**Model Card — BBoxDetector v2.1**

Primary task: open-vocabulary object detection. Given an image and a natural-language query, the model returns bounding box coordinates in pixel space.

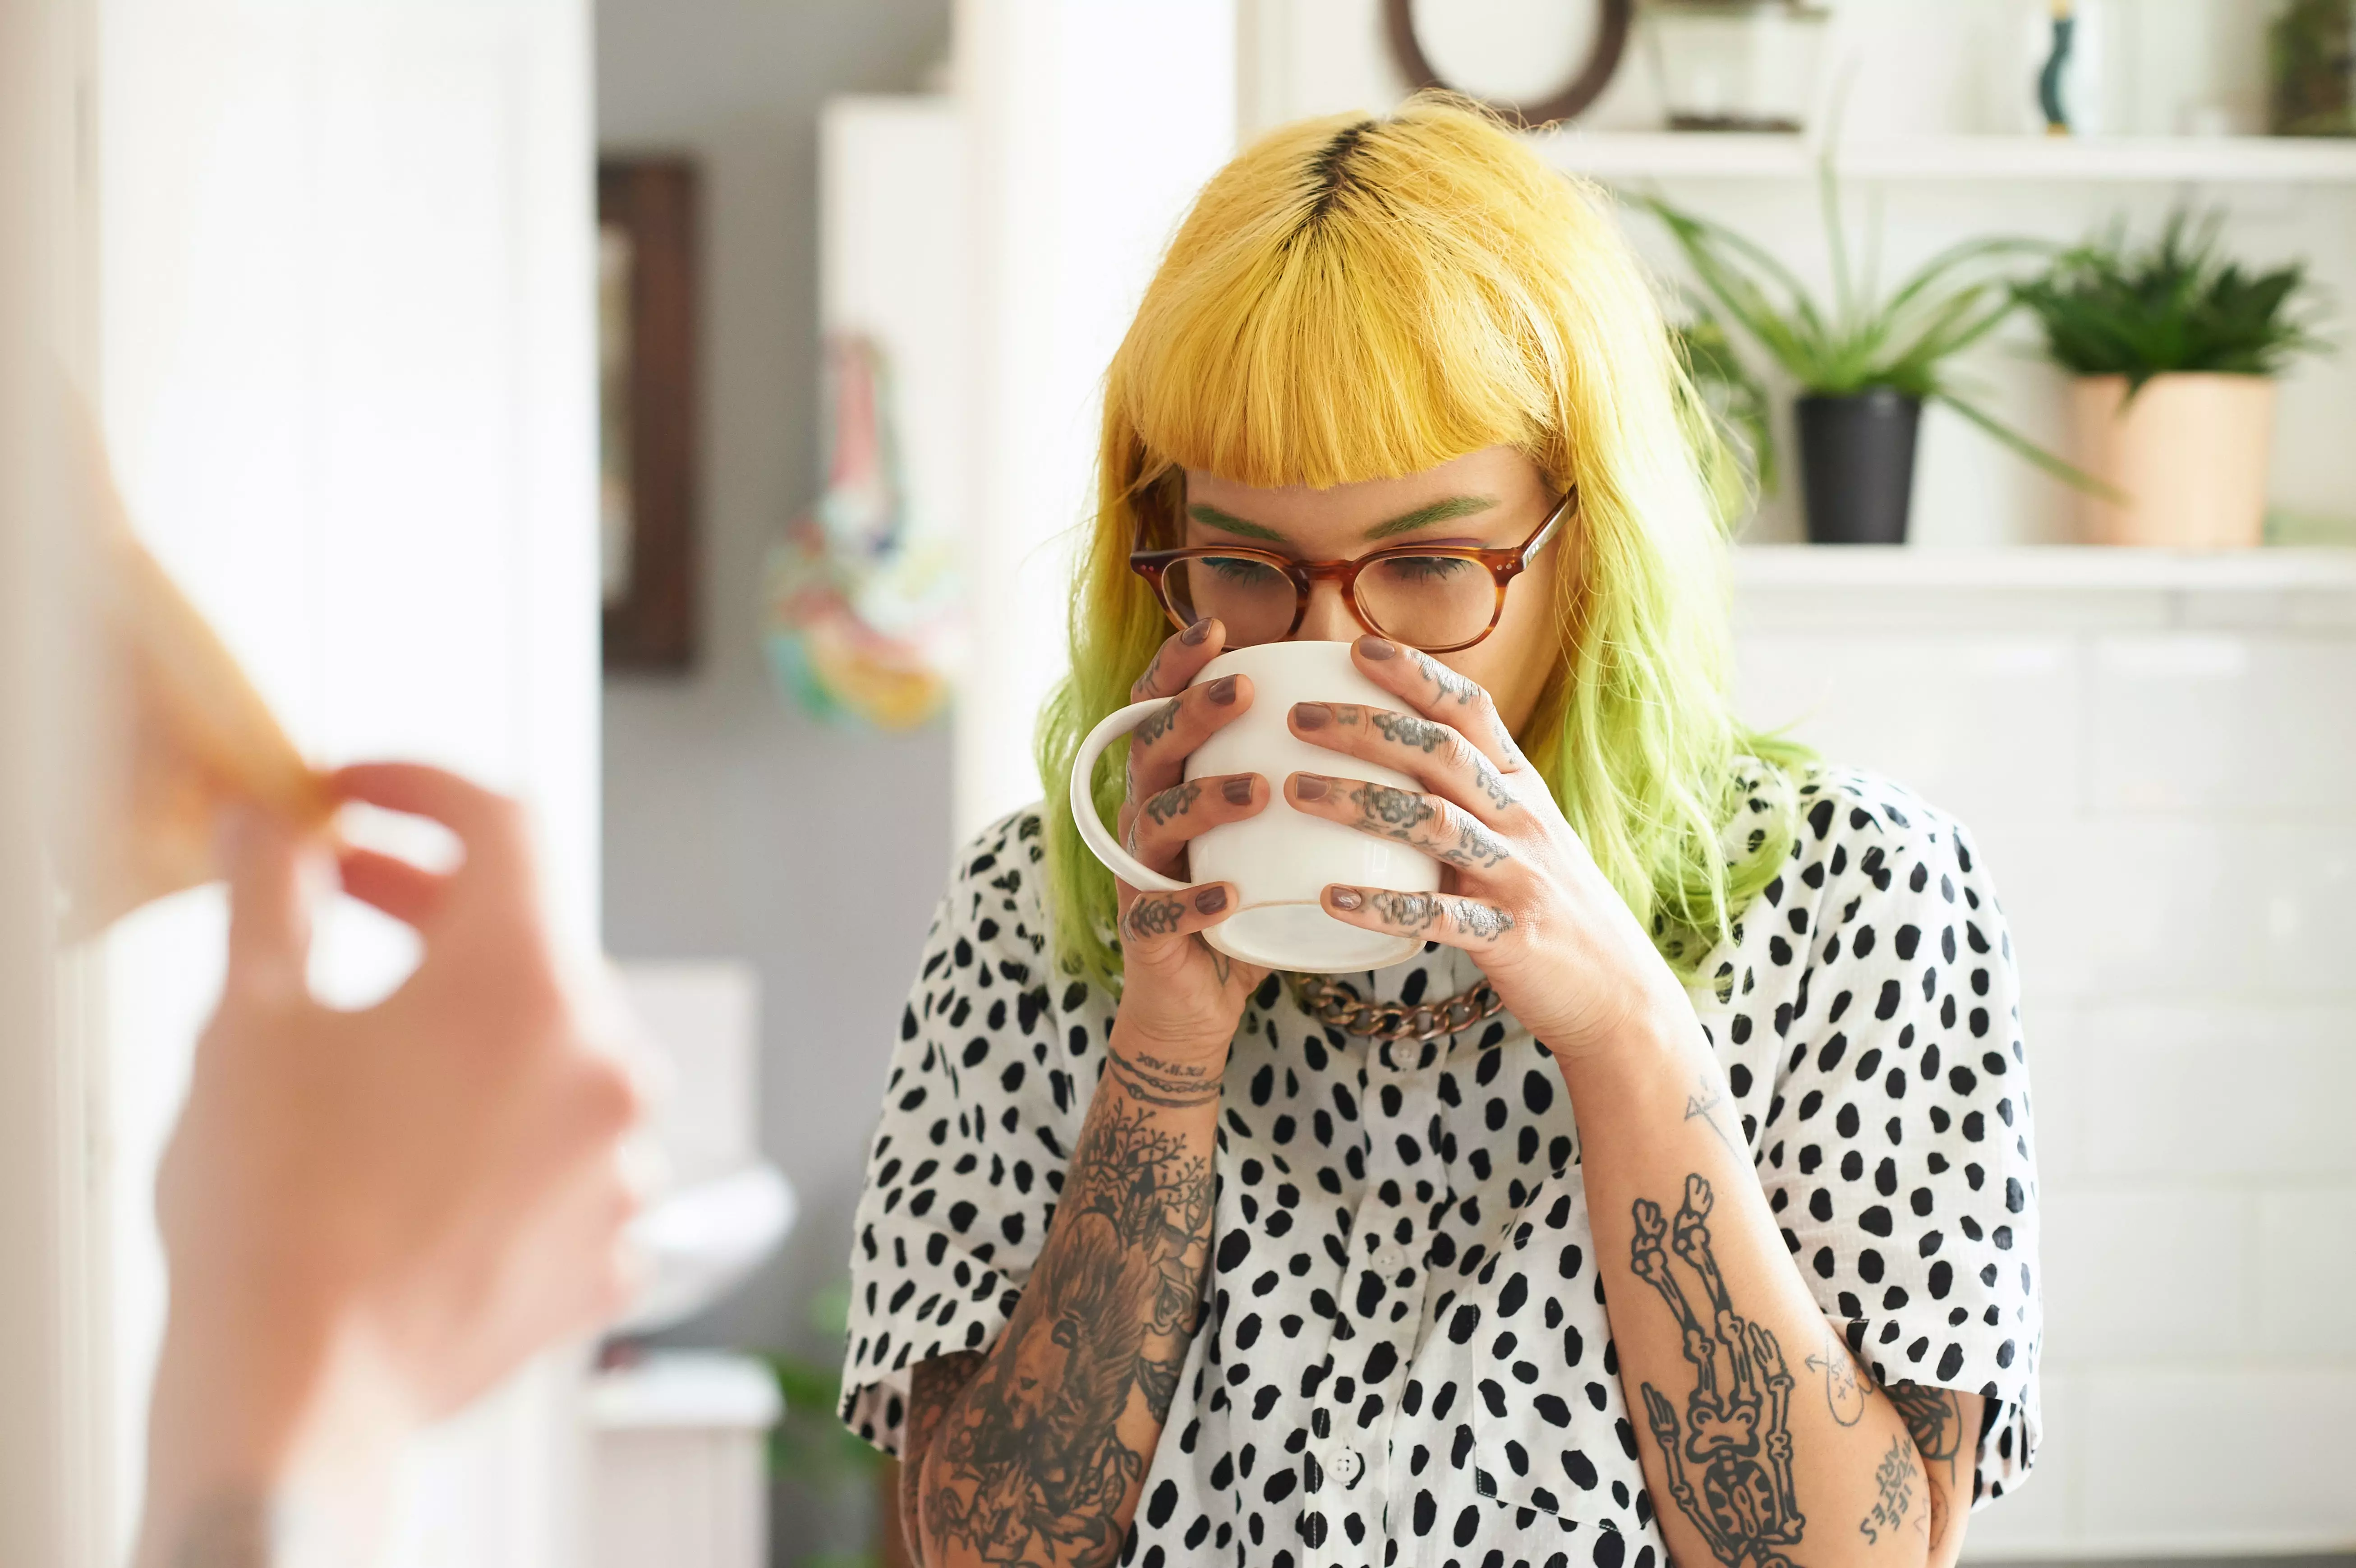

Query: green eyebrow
[1186,503,1288,542]
[1187,494,1499,545]
[1362,495,1498,541]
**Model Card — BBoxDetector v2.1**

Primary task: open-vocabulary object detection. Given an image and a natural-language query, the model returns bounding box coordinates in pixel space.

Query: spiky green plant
[1673,308,1777,496]
[2012,209,2329,396]
[1638,160,2101,492]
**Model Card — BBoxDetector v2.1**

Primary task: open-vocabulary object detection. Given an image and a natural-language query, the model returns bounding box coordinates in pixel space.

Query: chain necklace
[1291,973,1506,1045]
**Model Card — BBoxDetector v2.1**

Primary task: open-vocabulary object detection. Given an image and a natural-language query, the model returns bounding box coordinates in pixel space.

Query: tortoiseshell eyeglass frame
[1127,486,1576,654]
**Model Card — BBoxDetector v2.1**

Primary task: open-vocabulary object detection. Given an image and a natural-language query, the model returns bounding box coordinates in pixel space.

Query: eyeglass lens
[1162,553,1495,650]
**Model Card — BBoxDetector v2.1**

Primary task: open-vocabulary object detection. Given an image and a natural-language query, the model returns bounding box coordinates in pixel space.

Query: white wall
[94,1,599,1562]
[1734,564,2356,1556]
[953,0,1240,837]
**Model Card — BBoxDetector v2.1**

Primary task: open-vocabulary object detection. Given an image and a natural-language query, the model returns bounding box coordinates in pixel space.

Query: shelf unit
[1732,545,2356,591]
[1530,130,2356,184]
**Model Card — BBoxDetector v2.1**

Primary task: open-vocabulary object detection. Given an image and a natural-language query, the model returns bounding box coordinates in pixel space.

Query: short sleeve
[1756,777,2044,1504]
[837,809,1107,1455]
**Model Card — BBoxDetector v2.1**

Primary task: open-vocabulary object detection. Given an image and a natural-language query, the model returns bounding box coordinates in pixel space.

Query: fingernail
[1194,885,1228,914]
[1329,887,1363,910]
[1293,773,1329,801]
[1181,617,1211,645]
[1207,675,1239,705]
[1221,776,1254,806]
[1357,635,1398,661]
[1293,701,1330,731]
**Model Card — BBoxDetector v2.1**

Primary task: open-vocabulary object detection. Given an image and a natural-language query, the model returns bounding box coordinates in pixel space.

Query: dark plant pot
[1797,390,1922,545]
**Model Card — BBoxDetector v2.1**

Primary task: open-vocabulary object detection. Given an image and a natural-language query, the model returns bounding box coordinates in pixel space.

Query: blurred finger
[1286,774,1515,877]
[1117,883,1238,949]
[336,846,447,929]
[1322,885,1515,952]
[329,762,527,872]
[1125,773,1265,875]
[218,806,314,1001]
[1131,617,1224,702]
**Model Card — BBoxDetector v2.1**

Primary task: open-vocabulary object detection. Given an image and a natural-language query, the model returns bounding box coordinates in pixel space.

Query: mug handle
[1068,698,1190,894]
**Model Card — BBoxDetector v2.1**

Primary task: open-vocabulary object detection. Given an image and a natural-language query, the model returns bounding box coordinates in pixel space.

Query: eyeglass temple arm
[1523,487,1575,561]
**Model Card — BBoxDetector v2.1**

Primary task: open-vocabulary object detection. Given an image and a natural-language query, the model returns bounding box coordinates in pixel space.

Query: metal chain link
[1291,974,1505,1045]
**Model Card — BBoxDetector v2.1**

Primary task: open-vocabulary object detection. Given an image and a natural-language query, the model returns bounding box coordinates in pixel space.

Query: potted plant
[2012,211,2328,549]
[1642,167,2089,544]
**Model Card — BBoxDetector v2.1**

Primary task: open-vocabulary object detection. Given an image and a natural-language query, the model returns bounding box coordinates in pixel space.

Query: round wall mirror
[1384,0,1634,126]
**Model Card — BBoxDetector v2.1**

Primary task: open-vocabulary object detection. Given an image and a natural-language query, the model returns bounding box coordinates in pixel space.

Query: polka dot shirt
[841,766,2043,1566]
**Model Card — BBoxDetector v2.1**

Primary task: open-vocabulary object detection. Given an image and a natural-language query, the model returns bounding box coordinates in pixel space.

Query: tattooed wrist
[1108,1046,1224,1108]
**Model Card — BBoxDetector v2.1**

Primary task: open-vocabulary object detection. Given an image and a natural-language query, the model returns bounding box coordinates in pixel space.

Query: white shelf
[1532,131,2356,185]
[1732,546,2356,592]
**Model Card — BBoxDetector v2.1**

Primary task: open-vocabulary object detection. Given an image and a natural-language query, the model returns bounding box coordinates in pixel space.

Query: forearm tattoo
[1885,1383,1965,1489]
[916,1096,1215,1567]
[1805,1322,1872,1428]
[1630,1174,1806,1568]
[1858,1436,1919,1545]
[1682,1071,1743,1160]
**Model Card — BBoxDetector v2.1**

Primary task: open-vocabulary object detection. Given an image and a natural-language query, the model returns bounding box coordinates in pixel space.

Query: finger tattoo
[1369,711,1450,753]
[1413,650,1483,708]
[1133,697,1182,749]
[1348,781,1436,840]
[1123,895,1187,940]
[1362,890,1513,941]
[1449,818,1512,871]
[1144,779,1200,828]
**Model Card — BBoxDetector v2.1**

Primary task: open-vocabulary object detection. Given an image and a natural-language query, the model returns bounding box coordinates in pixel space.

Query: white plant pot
[2071,372,2276,548]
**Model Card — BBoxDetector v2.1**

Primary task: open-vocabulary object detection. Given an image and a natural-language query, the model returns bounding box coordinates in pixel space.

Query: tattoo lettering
[1471,756,1515,811]
[1143,780,1199,828]
[1348,781,1436,839]
[1806,1324,1871,1428]
[1885,1383,1965,1489]
[1631,1175,1805,1568]
[1122,895,1186,942]
[1683,1073,1743,1159]
[1206,942,1233,986]
[1858,1437,1918,1545]
[1132,698,1181,750]
[1131,644,1168,701]
[919,1099,1213,1566]
[1370,710,1450,753]
[1108,1048,1222,1108]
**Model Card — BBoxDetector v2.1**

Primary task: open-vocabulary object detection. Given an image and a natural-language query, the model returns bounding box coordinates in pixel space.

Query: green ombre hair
[1037,96,1806,991]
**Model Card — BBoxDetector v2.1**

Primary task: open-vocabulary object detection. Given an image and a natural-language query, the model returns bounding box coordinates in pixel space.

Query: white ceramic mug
[1069,640,1440,974]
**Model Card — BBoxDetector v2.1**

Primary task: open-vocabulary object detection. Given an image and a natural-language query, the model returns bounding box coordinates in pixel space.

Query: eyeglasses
[1129,487,1574,654]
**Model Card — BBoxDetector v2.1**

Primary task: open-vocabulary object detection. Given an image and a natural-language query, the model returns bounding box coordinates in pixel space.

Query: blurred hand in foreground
[135,763,645,1568]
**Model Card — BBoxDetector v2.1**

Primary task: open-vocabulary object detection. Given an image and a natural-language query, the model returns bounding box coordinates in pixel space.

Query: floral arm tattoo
[906,1088,1215,1567]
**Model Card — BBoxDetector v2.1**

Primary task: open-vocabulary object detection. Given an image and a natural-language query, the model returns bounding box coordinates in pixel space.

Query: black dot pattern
[841,768,2043,1563]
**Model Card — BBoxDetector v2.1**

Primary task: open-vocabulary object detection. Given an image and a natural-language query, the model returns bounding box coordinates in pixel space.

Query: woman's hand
[1111,618,1271,1066]
[1284,634,1691,1064]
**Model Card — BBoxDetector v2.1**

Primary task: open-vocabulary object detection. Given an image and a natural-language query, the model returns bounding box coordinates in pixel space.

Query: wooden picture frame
[598,157,700,671]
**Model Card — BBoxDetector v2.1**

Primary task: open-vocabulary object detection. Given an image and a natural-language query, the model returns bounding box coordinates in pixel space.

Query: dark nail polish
[1194,885,1228,914]
[1293,701,1330,731]
[1221,776,1254,806]
[1357,635,1398,661]
[1207,675,1239,705]
[1329,887,1363,910]
[1293,774,1329,801]
[1181,617,1211,645]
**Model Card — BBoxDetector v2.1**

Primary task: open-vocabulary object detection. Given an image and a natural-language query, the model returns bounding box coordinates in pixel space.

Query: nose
[1292,579,1362,643]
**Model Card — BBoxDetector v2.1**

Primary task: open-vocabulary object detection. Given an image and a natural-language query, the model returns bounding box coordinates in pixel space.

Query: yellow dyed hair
[1036,95,1804,989]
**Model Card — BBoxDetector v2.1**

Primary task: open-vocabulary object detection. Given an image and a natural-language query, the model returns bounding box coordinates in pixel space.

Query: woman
[841,99,2040,1568]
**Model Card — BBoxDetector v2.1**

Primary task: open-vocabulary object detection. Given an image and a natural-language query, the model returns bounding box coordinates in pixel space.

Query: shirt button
[1334,1448,1365,1489]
